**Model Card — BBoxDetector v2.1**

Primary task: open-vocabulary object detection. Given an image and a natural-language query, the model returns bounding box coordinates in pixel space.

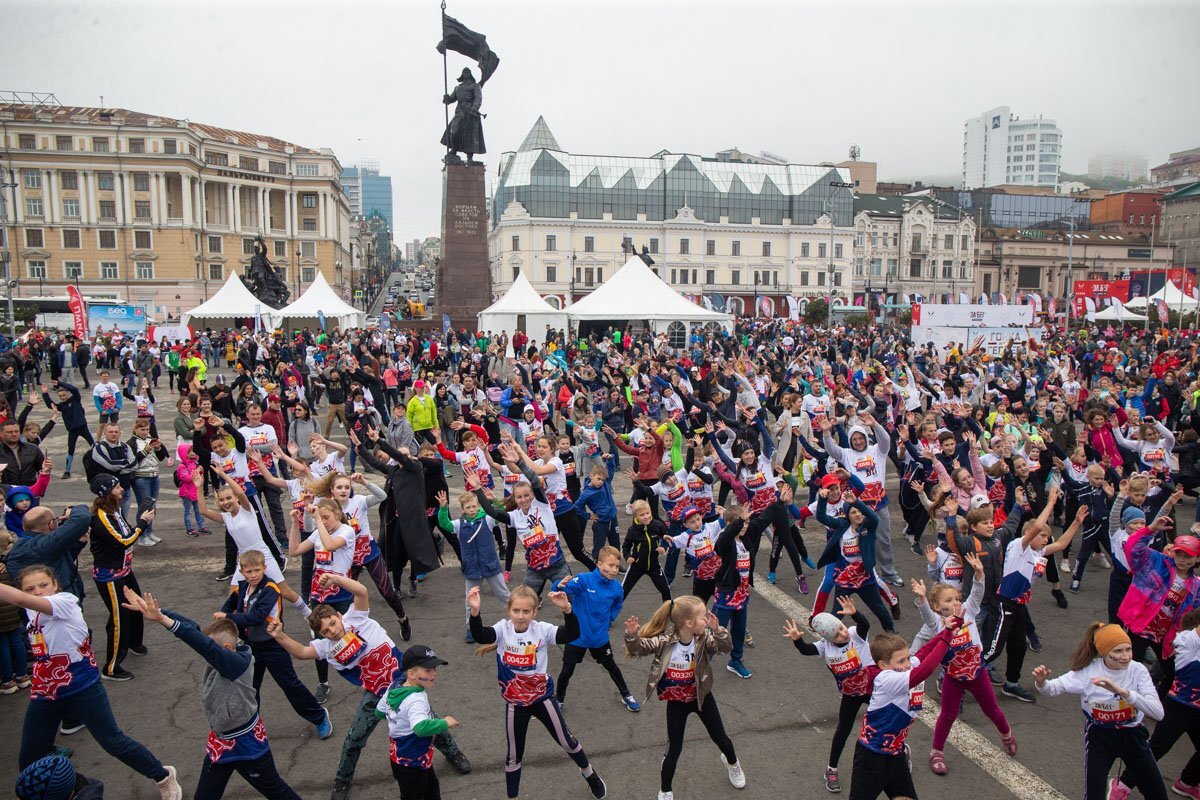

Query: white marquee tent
[565,257,734,334]
[270,272,364,331]
[182,273,277,329]
[1091,300,1147,322]
[477,271,567,336]
[1125,281,1200,312]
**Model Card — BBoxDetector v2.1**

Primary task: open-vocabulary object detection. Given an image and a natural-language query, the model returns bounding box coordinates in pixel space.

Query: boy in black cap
[375,644,459,799]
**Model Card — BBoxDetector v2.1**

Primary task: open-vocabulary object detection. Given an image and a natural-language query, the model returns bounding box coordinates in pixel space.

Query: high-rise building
[962,106,1062,191]
[1088,153,1148,183]
[340,160,393,232]
[0,99,351,321]
[405,239,419,264]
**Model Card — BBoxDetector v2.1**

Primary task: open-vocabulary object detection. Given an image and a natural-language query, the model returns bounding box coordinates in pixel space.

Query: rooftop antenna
[849,144,861,161]
[100,95,104,107]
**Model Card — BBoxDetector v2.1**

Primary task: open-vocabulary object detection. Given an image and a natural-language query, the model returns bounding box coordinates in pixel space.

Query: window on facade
[62,229,81,248]
[513,265,521,281]
[679,239,689,255]
[205,151,229,166]
[239,156,258,171]
[301,267,316,282]
[961,235,969,250]
[584,268,594,286]
[64,261,82,280]
[135,262,154,280]
[817,272,826,286]
[100,262,119,280]
[133,173,150,192]
[27,260,46,279]
[887,258,898,277]
[834,243,843,259]
[302,219,316,231]
[98,200,116,220]
[648,238,659,255]
[727,240,739,257]
[55,135,73,151]
[300,242,315,258]
[269,161,285,175]
[801,242,810,258]
[23,170,41,189]
[584,236,595,253]
[870,258,882,276]
[706,240,716,256]
[18,134,35,149]
[818,243,827,259]
[208,263,223,281]
[163,139,177,154]
[944,234,954,249]
[60,171,78,190]
[208,235,222,253]
[910,259,921,277]
[98,172,114,191]
[546,265,556,283]
[135,201,151,220]
[302,194,317,209]
[854,258,864,276]
[942,260,953,279]
[834,272,842,286]
[960,265,969,279]
[25,198,43,217]
[545,235,556,252]
[92,136,109,152]
[706,269,715,284]
[510,235,520,252]
[25,229,43,248]
[762,241,771,257]
[297,163,320,177]
[128,138,145,153]
[134,230,152,249]
[274,241,286,257]
[801,272,810,286]
[731,269,740,285]
[243,238,256,256]
[98,230,117,249]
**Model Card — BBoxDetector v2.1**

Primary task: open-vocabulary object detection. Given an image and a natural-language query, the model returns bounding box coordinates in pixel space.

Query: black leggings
[555,511,596,572]
[830,693,871,770]
[692,577,716,605]
[1122,698,1200,791]
[661,695,737,792]
[494,521,517,572]
[623,563,671,601]
[1072,526,1114,584]
[195,750,301,800]
[391,762,440,800]
[1132,634,1176,701]
[350,555,407,622]
[1083,722,1166,800]
[66,427,95,457]
[982,598,1029,685]
[900,480,931,547]
[504,697,592,799]
[556,643,629,701]
[831,583,895,634]
[749,502,800,577]
[769,523,809,574]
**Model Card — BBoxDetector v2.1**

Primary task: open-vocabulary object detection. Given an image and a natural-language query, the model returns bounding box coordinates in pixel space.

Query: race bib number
[1090,697,1136,725]
[330,631,365,666]
[501,642,537,670]
[30,631,47,658]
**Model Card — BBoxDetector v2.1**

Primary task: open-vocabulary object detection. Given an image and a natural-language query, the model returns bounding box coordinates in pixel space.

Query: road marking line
[751,579,1069,800]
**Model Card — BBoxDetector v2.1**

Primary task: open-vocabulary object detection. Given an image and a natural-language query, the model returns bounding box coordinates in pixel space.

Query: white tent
[1091,300,1147,322]
[477,271,567,337]
[1125,281,1199,312]
[565,257,734,334]
[270,272,364,331]
[182,273,277,329]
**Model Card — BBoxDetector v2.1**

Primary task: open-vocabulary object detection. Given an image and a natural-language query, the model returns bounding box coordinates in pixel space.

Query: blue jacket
[562,568,623,648]
[573,457,617,522]
[438,506,502,580]
[44,381,89,433]
[6,505,90,600]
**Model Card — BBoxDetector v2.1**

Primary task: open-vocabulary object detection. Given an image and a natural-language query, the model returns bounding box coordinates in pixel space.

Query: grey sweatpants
[465,573,511,623]
[873,505,901,583]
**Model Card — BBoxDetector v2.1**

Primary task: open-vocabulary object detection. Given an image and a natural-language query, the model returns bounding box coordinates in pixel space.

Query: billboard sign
[910,303,1034,328]
[89,304,146,336]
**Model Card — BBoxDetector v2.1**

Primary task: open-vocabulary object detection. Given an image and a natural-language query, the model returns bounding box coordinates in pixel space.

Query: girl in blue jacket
[554,546,640,712]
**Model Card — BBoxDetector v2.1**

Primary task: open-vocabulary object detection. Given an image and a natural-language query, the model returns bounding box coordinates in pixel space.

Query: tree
[803,298,829,325]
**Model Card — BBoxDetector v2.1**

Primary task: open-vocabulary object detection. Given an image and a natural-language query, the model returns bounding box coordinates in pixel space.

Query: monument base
[435,163,492,325]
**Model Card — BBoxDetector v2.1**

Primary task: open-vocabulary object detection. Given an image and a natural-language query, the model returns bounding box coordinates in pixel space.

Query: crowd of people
[3,315,1200,799]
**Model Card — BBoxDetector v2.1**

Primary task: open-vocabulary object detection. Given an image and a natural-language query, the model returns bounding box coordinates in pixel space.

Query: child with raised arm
[436,486,510,643]
[121,586,302,800]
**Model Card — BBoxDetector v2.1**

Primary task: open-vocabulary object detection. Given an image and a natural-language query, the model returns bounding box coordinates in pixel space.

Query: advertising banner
[146,324,194,344]
[910,303,1034,328]
[89,304,146,336]
[65,285,87,338]
[1073,280,1131,318]
[911,325,1044,357]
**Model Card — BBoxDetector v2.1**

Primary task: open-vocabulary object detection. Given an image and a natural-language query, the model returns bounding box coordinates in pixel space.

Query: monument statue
[243,235,290,308]
[441,68,486,164]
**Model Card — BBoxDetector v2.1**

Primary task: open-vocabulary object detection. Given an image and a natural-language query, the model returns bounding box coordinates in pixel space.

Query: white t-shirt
[28,593,100,701]
[310,452,345,479]
[309,523,355,603]
[492,618,559,706]
[311,608,398,696]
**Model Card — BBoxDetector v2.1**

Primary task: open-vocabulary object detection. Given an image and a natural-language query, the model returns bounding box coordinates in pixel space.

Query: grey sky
[8,0,1198,243]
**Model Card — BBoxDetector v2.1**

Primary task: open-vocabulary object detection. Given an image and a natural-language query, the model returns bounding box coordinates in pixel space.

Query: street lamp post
[0,167,18,338]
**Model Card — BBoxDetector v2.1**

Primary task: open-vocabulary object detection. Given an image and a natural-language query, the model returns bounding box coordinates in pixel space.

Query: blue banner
[442,314,451,334]
[89,305,146,336]
[380,314,391,331]
[317,310,327,332]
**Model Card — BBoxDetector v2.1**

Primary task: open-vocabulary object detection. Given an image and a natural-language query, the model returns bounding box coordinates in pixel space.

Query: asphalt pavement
[1,381,1191,799]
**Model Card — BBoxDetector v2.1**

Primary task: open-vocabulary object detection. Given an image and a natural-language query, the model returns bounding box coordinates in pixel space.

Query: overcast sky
[8,0,1198,243]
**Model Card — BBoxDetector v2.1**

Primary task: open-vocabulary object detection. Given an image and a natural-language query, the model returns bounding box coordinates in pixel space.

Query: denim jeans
[0,628,28,680]
[714,603,748,663]
[19,680,167,779]
[182,496,202,532]
[132,475,160,538]
[589,517,620,560]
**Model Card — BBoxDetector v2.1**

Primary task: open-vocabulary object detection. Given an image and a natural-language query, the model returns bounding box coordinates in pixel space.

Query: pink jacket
[933,447,988,512]
[175,444,199,501]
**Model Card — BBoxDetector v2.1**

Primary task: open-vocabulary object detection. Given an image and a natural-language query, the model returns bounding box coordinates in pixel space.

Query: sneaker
[415,573,427,583]
[1060,558,1072,574]
[556,696,566,708]
[823,766,841,793]
[465,628,475,644]
[138,537,157,547]
[743,632,755,648]
[1097,553,1112,570]
[658,792,674,800]
[129,644,149,656]
[185,529,199,538]
[15,674,31,688]
[727,660,752,679]
[930,749,948,775]
[315,682,331,704]
[59,719,86,735]
[399,617,412,642]
[408,580,419,598]
[889,576,905,587]
[726,758,746,789]
[0,680,17,694]
[156,765,182,800]
[1002,682,1036,703]
[891,603,902,620]
[1110,778,1133,800]
[768,571,777,584]
[585,770,607,798]
[216,571,234,581]
[503,571,511,583]
[1171,779,1200,799]
[447,749,472,774]
[797,575,810,594]
[102,668,134,681]
[1052,588,1069,609]
[61,471,71,480]
[621,693,641,712]
[987,666,1003,686]
[682,568,693,578]
[316,708,334,739]
[1027,633,1043,653]
[1069,579,1081,593]
[199,528,213,536]
[1001,731,1018,757]
[911,541,923,556]
[625,503,633,515]
[149,533,163,544]
[331,778,351,800]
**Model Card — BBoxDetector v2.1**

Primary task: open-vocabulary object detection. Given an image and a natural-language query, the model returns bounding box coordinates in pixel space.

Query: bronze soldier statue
[243,235,290,308]
[441,67,486,165]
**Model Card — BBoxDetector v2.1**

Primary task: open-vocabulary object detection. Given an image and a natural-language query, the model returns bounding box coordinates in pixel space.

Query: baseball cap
[1174,535,1200,557]
[402,645,449,671]
[679,505,702,521]
[413,380,426,389]
[820,474,842,489]
[969,495,992,510]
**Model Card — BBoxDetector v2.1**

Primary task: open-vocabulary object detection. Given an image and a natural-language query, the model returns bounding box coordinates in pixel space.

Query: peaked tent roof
[1092,300,1147,321]
[518,116,561,152]
[182,273,278,324]
[271,272,363,326]
[565,257,733,322]
[1125,281,1199,309]
[480,272,560,315]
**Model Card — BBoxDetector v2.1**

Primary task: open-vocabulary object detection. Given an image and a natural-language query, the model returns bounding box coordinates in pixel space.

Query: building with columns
[488,118,856,317]
[0,101,351,322]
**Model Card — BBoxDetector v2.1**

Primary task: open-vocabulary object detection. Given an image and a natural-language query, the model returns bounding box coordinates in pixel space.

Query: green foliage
[1060,172,1141,192]
[803,298,829,325]
[843,313,870,328]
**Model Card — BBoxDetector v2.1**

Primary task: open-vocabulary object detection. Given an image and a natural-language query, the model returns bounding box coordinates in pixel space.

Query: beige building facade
[0,102,351,322]
[853,194,976,301]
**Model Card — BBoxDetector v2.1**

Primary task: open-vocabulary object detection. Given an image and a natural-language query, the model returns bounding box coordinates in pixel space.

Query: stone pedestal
[435,163,492,329]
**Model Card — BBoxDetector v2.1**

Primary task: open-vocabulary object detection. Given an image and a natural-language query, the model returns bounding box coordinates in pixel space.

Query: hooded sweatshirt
[561,568,624,648]
[5,475,48,538]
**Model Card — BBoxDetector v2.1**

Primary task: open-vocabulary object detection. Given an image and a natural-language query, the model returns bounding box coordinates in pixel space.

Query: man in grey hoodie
[122,587,304,799]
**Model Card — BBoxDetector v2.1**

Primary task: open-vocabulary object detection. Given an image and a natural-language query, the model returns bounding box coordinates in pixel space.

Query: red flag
[66,285,87,338]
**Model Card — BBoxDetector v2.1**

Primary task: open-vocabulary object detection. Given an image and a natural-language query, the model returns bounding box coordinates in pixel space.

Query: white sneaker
[138,537,157,547]
[149,533,163,544]
[726,758,746,789]
[157,765,182,800]
[1096,553,1112,570]
[658,793,673,800]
